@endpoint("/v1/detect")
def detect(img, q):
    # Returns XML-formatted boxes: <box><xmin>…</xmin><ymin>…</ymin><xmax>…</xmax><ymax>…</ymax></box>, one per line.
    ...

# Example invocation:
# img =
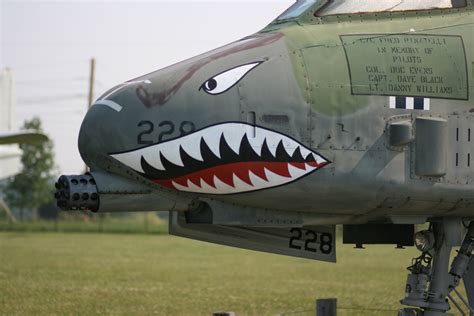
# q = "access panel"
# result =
<box><xmin>170</xmin><ymin>211</ymin><xmax>336</xmax><ymax>263</ymax></box>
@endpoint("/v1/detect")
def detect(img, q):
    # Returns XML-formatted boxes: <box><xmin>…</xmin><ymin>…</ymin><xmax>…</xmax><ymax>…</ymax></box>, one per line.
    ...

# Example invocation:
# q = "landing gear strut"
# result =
<box><xmin>399</xmin><ymin>220</ymin><xmax>474</xmax><ymax>316</ymax></box>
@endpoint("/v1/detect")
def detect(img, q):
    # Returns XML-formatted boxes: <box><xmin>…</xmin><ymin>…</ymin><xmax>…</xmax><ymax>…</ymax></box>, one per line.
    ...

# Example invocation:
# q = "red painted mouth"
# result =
<box><xmin>155</xmin><ymin>160</ymin><xmax>327</xmax><ymax>191</ymax></box>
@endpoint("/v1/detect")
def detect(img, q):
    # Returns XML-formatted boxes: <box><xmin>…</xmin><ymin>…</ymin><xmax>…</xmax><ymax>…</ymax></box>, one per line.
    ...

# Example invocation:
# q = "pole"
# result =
<box><xmin>0</xmin><ymin>198</ymin><xmax>17</xmax><ymax>223</ymax></box>
<box><xmin>316</xmin><ymin>299</ymin><xmax>337</xmax><ymax>316</ymax></box>
<box><xmin>85</xmin><ymin>58</ymin><xmax>96</xmax><ymax>175</ymax></box>
<box><xmin>87</xmin><ymin>57</ymin><xmax>96</xmax><ymax>110</ymax></box>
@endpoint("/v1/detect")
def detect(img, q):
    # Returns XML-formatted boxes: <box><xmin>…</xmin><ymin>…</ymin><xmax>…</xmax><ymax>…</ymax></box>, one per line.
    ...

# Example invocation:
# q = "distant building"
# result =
<box><xmin>0</xmin><ymin>68</ymin><xmax>15</xmax><ymax>131</ymax></box>
<box><xmin>0</xmin><ymin>68</ymin><xmax>22</xmax><ymax>181</ymax></box>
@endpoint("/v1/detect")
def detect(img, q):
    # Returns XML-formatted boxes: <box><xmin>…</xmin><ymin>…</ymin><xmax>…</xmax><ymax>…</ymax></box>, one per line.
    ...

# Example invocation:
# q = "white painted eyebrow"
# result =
<box><xmin>94</xmin><ymin>100</ymin><xmax>123</xmax><ymax>112</ymax></box>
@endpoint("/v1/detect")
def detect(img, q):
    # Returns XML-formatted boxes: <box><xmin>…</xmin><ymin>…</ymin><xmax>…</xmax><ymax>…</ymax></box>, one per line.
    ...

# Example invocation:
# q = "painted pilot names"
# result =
<box><xmin>340</xmin><ymin>34</ymin><xmax>468</xmax><ymax>100</ymax></box>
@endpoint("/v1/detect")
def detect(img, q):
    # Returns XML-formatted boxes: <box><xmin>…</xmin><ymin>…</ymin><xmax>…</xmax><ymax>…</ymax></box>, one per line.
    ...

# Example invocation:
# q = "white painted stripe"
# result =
<box><xmin>424</xmin><ymin>98</ymin><xmax>431</xmax><ymax>110</ymax></box>
<box><xmin>94</xmin><ymin>100</ymin><xmax>123</xmax><ymax>112</ymax></box>
<box><xmin>389</xmin><ymin>96</ymin><xmax>396</xmax><ymax>109</ymax></box>
<box><xmin>406</xmin><ymin>97</ymin><xmax>414</xmax><ymax>110</ymax></box>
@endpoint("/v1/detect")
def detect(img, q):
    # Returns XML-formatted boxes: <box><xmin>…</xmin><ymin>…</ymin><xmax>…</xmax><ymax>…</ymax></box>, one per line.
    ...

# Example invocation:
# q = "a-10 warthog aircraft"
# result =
<box><xmin>55</xmin><ymin>0</ymin><xmax>474</xmax><ymax>314</ymax></box>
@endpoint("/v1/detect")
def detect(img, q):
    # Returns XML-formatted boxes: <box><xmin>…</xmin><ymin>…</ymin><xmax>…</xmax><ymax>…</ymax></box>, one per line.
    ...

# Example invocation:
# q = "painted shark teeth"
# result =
<box><xmin>179</xmin><ymin>132</ymin><xmax>204</xmax><ymax>161</ymax></box>
<box><xmin>110</xmin><ymin>122</ymin><xmax>329</xmax><ymax>194</ymax></box>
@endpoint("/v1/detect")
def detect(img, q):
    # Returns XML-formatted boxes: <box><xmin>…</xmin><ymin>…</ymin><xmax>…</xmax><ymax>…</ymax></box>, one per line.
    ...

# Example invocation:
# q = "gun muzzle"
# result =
<box><xmin>55</xmin><ymin>174</ymin><xmax>99</xmax><ymax>212</ymax></box>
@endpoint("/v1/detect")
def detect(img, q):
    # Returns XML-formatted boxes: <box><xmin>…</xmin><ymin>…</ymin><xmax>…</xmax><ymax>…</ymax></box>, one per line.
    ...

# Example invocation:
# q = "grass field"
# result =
<box><xmin>0</xmin><ymin>230</ymin><xmax>438</xmax><ymax>316</ymax></box>
<box><xmin>0</xmin><ymin>213</ymin><xmax>167</xmax><ymax>235</ymax></box>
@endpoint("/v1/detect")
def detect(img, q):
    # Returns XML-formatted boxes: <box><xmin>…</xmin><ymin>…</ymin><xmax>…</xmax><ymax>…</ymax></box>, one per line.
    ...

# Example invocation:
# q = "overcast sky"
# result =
<box><xmin>1</xmin><ymin>0</ymin><xmax>294</xmax><ymax>174</ymax></box>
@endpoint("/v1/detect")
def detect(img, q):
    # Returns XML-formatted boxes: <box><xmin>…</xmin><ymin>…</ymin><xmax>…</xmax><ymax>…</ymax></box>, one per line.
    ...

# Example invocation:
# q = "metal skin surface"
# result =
<box><xmin>55</xmin><ymin>2</ymin><xmax>474</xmax><ymax>312</ymax></box>
<box><xmin>76</xmin><ymin>1</ymin><xmax>473</xmax><ymax>224</ymax></box>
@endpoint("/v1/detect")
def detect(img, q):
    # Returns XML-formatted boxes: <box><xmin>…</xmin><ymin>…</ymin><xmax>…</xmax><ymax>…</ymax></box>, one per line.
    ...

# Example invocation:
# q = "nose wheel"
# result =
<box><xmin>399</xmin><ymin>220</ymin><xmax>474</xmax><ymax>316</ymax></box>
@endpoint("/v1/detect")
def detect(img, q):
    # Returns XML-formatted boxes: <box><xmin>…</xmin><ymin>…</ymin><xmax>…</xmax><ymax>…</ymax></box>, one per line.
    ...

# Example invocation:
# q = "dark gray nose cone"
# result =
<box><xmin>78</xmin><ymin>102</ymin><xmax>138</xmax><ymax>170</ymax></box>
<box><xmin>78</xmin><ymin>106</ymin><xmax>110</xmax><ymax>170</ymax></box>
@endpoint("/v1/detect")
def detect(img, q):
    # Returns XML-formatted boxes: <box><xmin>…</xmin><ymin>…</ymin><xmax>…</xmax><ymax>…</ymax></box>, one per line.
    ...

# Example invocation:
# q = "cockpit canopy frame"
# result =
<box><xmin>271</xmin><ymin>0</ymin><xmax>470</xmax><ymax>26</ymax></box>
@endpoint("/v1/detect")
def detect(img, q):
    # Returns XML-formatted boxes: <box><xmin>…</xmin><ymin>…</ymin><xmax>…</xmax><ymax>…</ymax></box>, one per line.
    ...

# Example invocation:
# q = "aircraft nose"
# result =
<box><xmin>78</xmin><ymin>98</ymin><xmax>136</xmax><ymax>171</ymax></box>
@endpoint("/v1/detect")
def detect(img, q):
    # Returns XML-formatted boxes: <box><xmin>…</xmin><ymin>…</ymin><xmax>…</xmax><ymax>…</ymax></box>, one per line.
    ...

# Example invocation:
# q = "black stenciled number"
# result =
<box><xmin>320</xmin><ymin>233</ymin><xmax>333</xmax><ymax>254</ymax></box>
<box><xmin>304</xmin><ymin>230</ymin><xmax>318</xmax><ymax>252</ymax></box>
<box><xmin>288</xmin><ymin>228</ymin><xmax>333</xmax><ymax>255</ymax></box>
<box><xmin>289</xmin><ymin>228</ymin><xmax>302</xmax><ymax>250</ymax></box>
<box><xmin>179</xmin><ymin>121</ymin><xmax>196</xmax><ymax>136</ymax></box>
<box><xmin>137</xmin><ymin>121</ymin><xmax>154</xmax><ymax>145</ymax></box>
<box><xmin>137</xmin><ymin>120</ymin><xmax>197</xmax><ymax>144</ymax></box>
<box><xmin>158</xmin><ymin>121</ymin><xmax>175</xmax><ymax>142</ymax></box>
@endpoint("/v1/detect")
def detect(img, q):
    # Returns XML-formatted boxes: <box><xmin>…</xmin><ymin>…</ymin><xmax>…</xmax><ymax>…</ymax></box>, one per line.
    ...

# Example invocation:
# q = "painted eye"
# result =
<box><xmin>200</xmin><ymin>62</ymin><xmax>263</xmax><ymax>95</ymax></box>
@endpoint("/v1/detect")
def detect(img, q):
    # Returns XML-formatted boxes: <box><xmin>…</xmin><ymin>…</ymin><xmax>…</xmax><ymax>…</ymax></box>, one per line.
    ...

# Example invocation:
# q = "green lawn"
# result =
<box><xmin>0</xmin><ymin>214</ymin><xmax>167</xmax><ymax>235</ymax></box>
<box><xmin>0</xmin><ymin>232</ymin><xmax>457</xmax><ymax>315</ymax></box>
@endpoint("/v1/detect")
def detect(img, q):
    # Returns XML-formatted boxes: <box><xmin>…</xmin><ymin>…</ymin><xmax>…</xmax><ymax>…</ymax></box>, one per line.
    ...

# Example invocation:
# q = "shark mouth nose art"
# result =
<box><xmin>111</xmin><ymin>123</ymin><xmax>329</xmax><ymax>194</ymax></box>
